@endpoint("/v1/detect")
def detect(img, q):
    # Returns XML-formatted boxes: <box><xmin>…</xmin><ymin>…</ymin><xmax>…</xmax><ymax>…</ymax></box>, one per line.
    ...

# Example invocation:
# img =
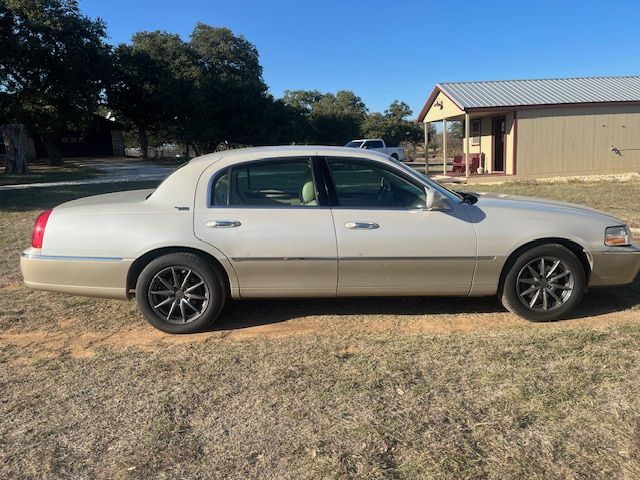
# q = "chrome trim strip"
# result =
<box><xmin>232</xmin><ymin>257</ymin><xmax>337</xmax><ymax>262</ymax></box>
<box><xmin>231</xmin><ymin>256</ymin><xmax>496</xmax><ymax>262</ymax></box>
<box><xmin>339</xmin><ymin>256</ymin><xmax>496</xmax><ymax>261</ymax></box>
<box><xmin>600</xmin><ymin>250</ymin><xmax>640</xmax><ymax>255</ymax></box>
<box><xmin>21</xmin><ymin>253</ymin><xmax>124</xmax><ymax>262</ymax></box>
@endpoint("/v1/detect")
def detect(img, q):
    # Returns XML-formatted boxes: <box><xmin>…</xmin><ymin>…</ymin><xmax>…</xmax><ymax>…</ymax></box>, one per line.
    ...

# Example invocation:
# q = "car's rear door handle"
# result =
<box><xmin>345</xmin><ymin>221</ymin><xmax>379</xmax><ymax>230</ymax></box>
<box><xmin>206</xmin><ymin>220</ymin><xmax>241</xmax><ymax>228</ymax></box>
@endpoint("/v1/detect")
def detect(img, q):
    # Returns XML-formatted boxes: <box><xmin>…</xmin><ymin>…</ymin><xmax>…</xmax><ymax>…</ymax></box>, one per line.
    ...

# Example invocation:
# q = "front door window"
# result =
<box><xmin>327</xmin><ymin>159</ymin><xmax>426</xmax><ymax>209</ymax></box>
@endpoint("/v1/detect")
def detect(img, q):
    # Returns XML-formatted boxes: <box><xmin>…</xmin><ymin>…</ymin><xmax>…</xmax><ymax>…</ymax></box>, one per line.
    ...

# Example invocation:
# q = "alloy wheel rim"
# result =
<box><xmin>516</xmin><ymin>256</ymin><xmax>574</xmax><ymax>312</ymax></box>
<box><xmin>148</xmin><ymin>266</ymin><xmax>210</xmax><ymax>324</ymax></box>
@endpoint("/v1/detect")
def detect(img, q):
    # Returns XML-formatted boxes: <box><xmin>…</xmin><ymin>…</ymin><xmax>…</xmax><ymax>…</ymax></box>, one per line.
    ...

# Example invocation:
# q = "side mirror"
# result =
<box><xmin>425</xmin><ymin>188</ymin><xmax>448</xmax><ymax>211</ymax></box>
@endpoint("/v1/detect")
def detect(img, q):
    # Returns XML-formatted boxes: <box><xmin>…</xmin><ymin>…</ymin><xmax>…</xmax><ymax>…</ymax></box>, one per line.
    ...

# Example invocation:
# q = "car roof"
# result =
<box><xmin>187</xmin><ymin>145</ymin><xmax>391</xmax><ymax>165</ymax></box>
<box><xmin>150</xmin><ymin>146</ymin><xmax>397</xmax><ymax>206</ymax></box>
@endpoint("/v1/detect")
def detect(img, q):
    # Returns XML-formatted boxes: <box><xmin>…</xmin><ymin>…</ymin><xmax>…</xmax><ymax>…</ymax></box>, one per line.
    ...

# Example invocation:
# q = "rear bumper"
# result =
<box><xmin>589</xmin><ymin>245</ymin><xmax>640</xmax><ymax>287</ymax></box>
<box><xmin>20</xmin><ymin>248</ymin><xmax>132</xmax><ymax>299</ymax></box>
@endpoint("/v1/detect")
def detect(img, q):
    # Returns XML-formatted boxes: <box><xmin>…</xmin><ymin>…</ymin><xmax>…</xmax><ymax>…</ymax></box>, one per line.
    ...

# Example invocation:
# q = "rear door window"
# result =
<box><xmin>211</xmin><ymin>158</ymin><xmax>317</xmax><ymax>207</ymax></box>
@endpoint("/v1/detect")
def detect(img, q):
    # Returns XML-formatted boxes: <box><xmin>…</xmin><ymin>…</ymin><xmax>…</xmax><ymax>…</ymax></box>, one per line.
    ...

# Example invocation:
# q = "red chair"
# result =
<box><xmin>451</xmin><ymin>155</ymin><xmax>465</xmax><ymax>173</ymax></box>
<box><xmin>452</xmin><ymin>153</ymin><xmax>484</xmax><ymax>174</ymax></box>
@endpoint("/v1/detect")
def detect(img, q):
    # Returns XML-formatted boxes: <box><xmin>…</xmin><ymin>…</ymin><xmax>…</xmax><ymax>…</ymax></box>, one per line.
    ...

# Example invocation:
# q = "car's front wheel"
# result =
<box><xmin>501</xmin><ymin>244</ymin><xmax>586</xmax><ymax>322</ymax></box>
<box><xmin>136</xmin><ymin>253</ymin><xmax>226</xmax><ymax>333</ymax></box>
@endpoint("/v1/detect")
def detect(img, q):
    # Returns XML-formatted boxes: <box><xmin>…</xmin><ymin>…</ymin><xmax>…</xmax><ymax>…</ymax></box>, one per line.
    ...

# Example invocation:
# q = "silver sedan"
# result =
<box><xmin>21</xmin><ymin>146</ymin><xmax>640</xmax><ymax>333</ymax></box>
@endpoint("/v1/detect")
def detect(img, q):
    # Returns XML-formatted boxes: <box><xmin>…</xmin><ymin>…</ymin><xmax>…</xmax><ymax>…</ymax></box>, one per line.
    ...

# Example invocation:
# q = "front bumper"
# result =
<box><xmin>589</xmin><ymin>244</ymin><xmax>640</xmax><ymax>287</ymax></box>
<box><xmin>20</xmin><ymin>248</ymin><xmax>132</xmax><ymax>299</ymax></box>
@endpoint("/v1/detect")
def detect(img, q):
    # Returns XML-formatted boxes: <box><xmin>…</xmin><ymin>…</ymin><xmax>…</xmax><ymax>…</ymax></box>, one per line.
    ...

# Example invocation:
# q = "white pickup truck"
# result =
<box><xmin>344</xmin><ymin>138</ymin><xmax>405</xmax><ymax>161</ymax></box>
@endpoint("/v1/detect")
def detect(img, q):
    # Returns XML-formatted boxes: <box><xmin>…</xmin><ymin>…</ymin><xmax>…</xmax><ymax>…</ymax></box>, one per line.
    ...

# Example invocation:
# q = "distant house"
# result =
<box><xmin>0</xmin><ymin>115</ymin><xmax>125</xmax><ymax>161</ymax></box>
<box><xmin>417</xmin><ymin>76</ymin><xmax>640</xmax><ymax>178</ymax></box>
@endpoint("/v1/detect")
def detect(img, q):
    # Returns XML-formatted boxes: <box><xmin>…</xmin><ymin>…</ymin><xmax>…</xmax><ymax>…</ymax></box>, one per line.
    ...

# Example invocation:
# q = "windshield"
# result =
<box><xmin>344</xmin><ymin>141</ymin><xmax>364</xmax><ymax>148</ymax></box>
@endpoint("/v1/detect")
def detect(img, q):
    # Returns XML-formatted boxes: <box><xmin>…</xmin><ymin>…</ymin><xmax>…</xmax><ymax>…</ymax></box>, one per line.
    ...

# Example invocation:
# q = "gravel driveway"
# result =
<box><xmin>0</xmin><ymin>158</ymin><xmax>176</xmax><ymax>191</ymax></box>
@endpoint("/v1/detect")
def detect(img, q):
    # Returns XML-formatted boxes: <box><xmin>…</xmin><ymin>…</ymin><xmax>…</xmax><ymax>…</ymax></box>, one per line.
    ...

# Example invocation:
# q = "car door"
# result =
<box><xmin>323</xmin><ymin>157</ymin><xmax>477</xmax><ymax>296</ymax></box>
<box><xmin>194</xmin><ymin>156</ymin><xmax>337</xmax><ymax>298</ymax></box>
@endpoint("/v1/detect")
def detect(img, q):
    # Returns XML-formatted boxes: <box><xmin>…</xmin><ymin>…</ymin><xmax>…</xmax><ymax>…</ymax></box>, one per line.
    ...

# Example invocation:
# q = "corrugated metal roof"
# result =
<box><xmin>439</xmin><ymin>76</ymin><xmax>640</xmax><ymax>109</ymax></box>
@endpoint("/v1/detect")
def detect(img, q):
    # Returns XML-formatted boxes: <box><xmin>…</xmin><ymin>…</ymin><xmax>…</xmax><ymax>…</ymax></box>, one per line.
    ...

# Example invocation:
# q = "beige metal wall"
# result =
<box><xmin>516</xmin><ymin>104</ymin><xmax>640</xmax><ymax>177</ymax></box>
<box><xmin>423</xmin><ymin>91</ymin><xmax>464</xmax><ymax>122</ymax></box>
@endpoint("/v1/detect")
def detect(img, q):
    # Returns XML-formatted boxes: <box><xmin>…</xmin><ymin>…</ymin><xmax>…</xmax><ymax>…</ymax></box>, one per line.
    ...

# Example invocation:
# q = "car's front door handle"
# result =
<box><xmin>206</xmin><ymin>220</ymin><xmax>241</xmax><ymax>228</ymax></box>
<box><xmin>345</xmin><ymin>221</ymin><xmax>379</xmax><ymax>230</ymax></box>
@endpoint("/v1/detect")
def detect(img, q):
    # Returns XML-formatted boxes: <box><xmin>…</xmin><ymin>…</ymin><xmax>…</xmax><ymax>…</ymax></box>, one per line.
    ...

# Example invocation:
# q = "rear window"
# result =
<box><xmin>363</xmin><ymin>140</ymin><xmax>384</xmax><ymax>149</ymax></box>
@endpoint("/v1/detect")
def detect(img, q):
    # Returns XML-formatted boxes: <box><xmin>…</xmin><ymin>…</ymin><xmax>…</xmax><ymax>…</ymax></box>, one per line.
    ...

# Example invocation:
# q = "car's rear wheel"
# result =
<box><xmin>390</xmin><ymin>153</ymin><xmax>399</xmax><ymax>161</ymax></box>
<box><xmin>135</xmin><ymin>253</ymin><xmax>226</xmax><ymax>333</ymax></box>
<box><xmin>501</xmin><ymin>244</ymin><xmax>586</xmax><ymax>322</ymax></box>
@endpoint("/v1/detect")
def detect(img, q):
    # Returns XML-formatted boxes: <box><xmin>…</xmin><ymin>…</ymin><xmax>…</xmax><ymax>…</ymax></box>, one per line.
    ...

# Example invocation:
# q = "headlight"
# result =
<box><xmin>605</xmin><ymin>225</ymin><xmax>632</xmax><ymax>246</ymax></box>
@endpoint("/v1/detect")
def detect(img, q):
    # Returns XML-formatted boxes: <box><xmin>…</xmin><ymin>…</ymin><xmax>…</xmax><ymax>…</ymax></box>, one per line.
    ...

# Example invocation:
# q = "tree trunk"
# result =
<box><xmin>189</xmin><ymin>142</ymin><xmax>202</xmax><ymax>157</ymax></box>
<box><xmin>44</xmin><ymin>137</ymin><xmax>63</xmax><ymax>166</ymax></box>
<box><xmin>138</xmin><ymin>129</ymin><xmax>148</xmax><ymax>160</ymax></box>
<box><xmin>1</xmin><ymin>124</ymin><xmax>29</xmax><ymax>174</ymax></box>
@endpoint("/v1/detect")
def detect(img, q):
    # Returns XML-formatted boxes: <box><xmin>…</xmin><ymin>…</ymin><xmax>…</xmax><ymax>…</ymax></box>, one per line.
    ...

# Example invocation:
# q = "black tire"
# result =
<box><xmin>501</xmin><ymin>244</ymin><xmax>586</xmax><ymax>322</ymax></box>
<box><xmin>135</xmin><ymin>253</ymin><xmax>226</xmax><ymax>333</ymax></box>
<box><xmin>390</xmin><ymin>153</ymin><xmax>399</xmax><ymax>161</ymax></box>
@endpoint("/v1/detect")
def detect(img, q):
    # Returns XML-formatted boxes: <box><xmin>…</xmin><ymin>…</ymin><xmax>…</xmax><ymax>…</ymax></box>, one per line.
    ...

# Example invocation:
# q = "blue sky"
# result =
<box><xmin>80</xmin><ymin>0</ymin><xmax>640</xmax><ymax>115</ymax></box>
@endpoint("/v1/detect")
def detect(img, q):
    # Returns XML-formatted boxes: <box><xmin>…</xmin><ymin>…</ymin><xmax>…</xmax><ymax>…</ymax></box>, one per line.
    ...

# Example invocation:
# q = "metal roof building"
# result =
<box><xmin>417</xmin><ymin>76</ymin><xmax>640</xmax><ymax>179</ymax></box>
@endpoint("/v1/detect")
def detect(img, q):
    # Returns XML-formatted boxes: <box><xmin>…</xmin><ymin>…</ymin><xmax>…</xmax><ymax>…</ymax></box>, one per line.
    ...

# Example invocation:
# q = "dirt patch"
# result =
<box><xmin>3</xmin><ymin>306</ymin><xmax>639</xmax><ymax>360</ymax></box>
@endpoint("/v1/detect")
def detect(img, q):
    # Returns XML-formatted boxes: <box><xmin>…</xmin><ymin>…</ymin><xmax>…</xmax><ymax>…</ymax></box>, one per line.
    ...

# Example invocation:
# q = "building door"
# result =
<box><xmin>492</xmin><ymin>117</ymin><xmax>506</xmax><ymax>172</ymax></box>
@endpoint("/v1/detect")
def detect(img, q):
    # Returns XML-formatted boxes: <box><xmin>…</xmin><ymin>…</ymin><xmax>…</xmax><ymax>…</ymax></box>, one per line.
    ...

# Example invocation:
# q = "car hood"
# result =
<box><xmin>470</xmin><ymin>192</ymin><xmax>621</xmax><ymax>223</ymax></box>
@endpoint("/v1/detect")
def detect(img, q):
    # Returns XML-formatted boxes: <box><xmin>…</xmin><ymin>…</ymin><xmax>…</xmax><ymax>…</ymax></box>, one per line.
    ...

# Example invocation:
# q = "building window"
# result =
<box><xmin>471</xmin><ymin>119</ymin><xmax>481</xmax><ymax>146</ymax></box>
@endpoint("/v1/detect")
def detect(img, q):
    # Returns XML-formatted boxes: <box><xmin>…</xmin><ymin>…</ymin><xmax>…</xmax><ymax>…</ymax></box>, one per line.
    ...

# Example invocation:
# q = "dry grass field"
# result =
<box><xmin>1</xmin><ymin>176</ymin><xmax>639</xmax><ymax>479</ymax></box>
<box><xmin>459</xmin><ymin>177</ymin><xmax>640</xmax><ymax>229</ymax></box>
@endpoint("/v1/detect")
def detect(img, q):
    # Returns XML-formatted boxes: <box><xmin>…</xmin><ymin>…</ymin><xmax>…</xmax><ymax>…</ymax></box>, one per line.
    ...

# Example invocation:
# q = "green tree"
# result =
<box><xmin>448</xmin><ymin>121</ymin><xmax>464</xmax><ymax>154</ymax></box>
<box><xmin>130</xmin><ymin>31</ymin><xmax>202</xmax><ymax>154</ymax></box>
<box><xmin>188</xmin><ymin>24</ymin><xmax>268</xmax><ymax>153</ymax></box>
<box><xmin>282</xmin><ymin>89</ymin><xmax>367</xmax><ymax>144</ymax></box>
<box><xmin>362</xmin><ymin>100</ymin><xmax>422</xmax><ymax>146</ymax></box>
<box><xmin>248</xmin><ymin>95</ymin><xmax>313</xmax><ymax>145</ymax></box>
<box><xmin>108</xmin><ymin>44</ymin><xmax>179</xmax><ymax>159</ymax></box>
<box><xmin>0</xmin><ymin>0</ymin><xmax>110</xmax><ymax>167</ymax></box>
<box><xmin>110</xmin><ymin>25</ymin><xmax>269</xmax><ymax>156</ymax></box>
<box><xmin>426</xmin><ymin>122</ymin><xmax>437</xmax><ymax>148</ymax></box>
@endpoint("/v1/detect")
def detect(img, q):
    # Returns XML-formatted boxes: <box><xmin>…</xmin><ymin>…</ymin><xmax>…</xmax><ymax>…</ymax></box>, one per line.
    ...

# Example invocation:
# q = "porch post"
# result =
<box><xmin>464</xmin><ymin>113</ymin><xmax>470</xmax><ymax>180</ymax></box>
<box><xmin>442</xmin><ymin>118</ymin><xmax>447</xmax><ymax>175</ymax></box>
<box><xmin>423</xmin><ymin>122</ymin><xmax>428</xmax><ymax>172</ymax></box>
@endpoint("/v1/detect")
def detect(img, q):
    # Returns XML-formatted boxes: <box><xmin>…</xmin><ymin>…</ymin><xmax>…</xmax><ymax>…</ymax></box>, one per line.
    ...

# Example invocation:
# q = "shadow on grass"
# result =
<box><xmin>0</xmin><ymin>181</ymin><xmax>161</xmax><ymax>212</ymax></box>
<box><xmin>0</xmin><ymin>162</ymin><xmax>106</xmax><ymax>187</ymax></box>
<box><xmin>212</xmin><ymin>277</ymin><xmax>640</xmax><ymax>331</ymax></box>
<box><xmin>571</xmin><ymin>276</ymin><xmax>640</xmax><ymax>318</ymax></box>
<box><xmin>212</xmin><ymin>296</ymin><xmax>502</xmax><ymax>331</ymax></box>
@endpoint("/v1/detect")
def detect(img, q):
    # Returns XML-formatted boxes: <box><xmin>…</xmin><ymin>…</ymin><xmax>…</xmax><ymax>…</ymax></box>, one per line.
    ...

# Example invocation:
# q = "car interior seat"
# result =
<box><xmin>300</xmin><ymin>181</ymin><xmax>317</xmax><ymax>206</ymax></box>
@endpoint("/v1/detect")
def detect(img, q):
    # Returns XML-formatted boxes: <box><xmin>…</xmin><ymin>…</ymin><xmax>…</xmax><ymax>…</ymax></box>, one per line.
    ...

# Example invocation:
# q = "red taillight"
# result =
<box><xmin>32</xmin><ymin>209</ymin><xmax>53</xmax><ymax>249</ymax></box>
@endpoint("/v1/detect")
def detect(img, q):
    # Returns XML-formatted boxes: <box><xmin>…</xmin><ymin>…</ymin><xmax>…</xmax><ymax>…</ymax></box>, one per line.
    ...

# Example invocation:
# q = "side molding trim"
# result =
<box><xmin>231</xmin><ymin>256</ymin><xmax>496</xmax><ymax>262</ymax></box>
<box><xmin>21</xmin><ymin>253</ymin><xmax>124</xmax><ymax>262</ymax></box>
